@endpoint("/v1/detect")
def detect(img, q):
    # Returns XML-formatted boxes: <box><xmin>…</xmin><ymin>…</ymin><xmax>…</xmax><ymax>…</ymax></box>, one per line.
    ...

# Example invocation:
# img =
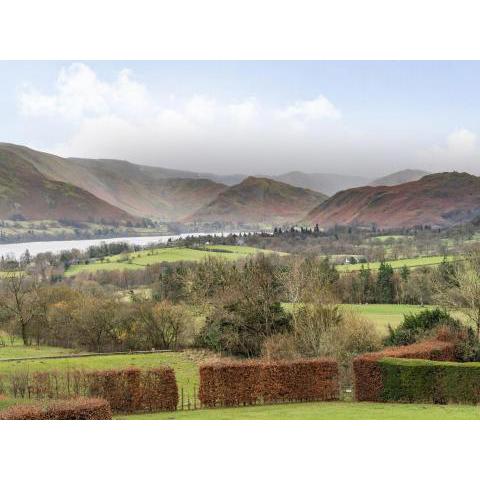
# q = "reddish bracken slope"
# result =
<box><xmin>305</xmin><ymin>172</ymin><xmax>480</xmax><ymax>228</ymax></box>
<box><xmin>189</xmin><ymin>176</ymin><xmax>328</xmax><ymax>225</ymax></box>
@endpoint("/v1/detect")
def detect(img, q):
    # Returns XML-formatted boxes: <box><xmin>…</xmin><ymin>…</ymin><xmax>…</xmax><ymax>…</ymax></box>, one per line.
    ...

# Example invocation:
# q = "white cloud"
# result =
<box><xmin>277</xmin><ymin>95</ymin><xmax>341</xmax><ymax>122</ymax></box>
<box><xmin>445</xmin><ymin>128</ymin><xmax>477</xmax><ymax>155</ymax></box>
<box><xmin>18</xmin><ymin>63</ymin><xmax>353</xmax><ymax>173</ymax></box>
<box><xmin>422</xmin><ymin>128</ymin><xmax>477</xmax><ymax>159</ymax></box>
<box><xmin>20</xmin><ymin>63</ymin><xmax>150</xmax><ymax>119</ymax></box>
<box><xmin>418</xmin><ymin>128</ymin><xmax>480</xmax><ymax>173</ymax></box>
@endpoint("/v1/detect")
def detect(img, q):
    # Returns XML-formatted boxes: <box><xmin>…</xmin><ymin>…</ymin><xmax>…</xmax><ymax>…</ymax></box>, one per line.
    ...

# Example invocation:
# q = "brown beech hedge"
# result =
<box><xmin>0</xmin><ymin>397</ymin><xmax>112</xmax><ymax>420</ymax></box>
<box><xmin>87</xmin><ymin>367</ymin><xmax>178</xmax><ymax>413</ymax></box>
<box><xmin>199</xmin><ymin>358</ymin><xmax>339</xmax><ymax>407</ymax></box>
<box><xmin>2</xmin><ymin>367</ymin><xmax>178</xmax><ymax>414</ymax></box>
<box><xmin>353</xmin><ymin>340</ymin><xmax>455</xmax><ymax>402</ymax></box>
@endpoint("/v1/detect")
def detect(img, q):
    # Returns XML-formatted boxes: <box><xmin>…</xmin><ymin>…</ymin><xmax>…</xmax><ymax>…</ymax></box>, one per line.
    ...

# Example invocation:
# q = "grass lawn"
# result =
<box><xmin>0</xmin><ymin>351</ymin><xmax>199</xmax><ymax>400</ymax></box>
<box><xmin>65</xmin><ymin>245</ymin><xmax>283</xmax><ymax>276</ymax></box>
<box><xmin>337</xmin><ymin>255</ymin><xmax>456</xmax><ymax>272</ymax></box>
<box><xmin>117</xmin><ymin>400</ymin><xmax>480</xmax><ymax>420</ymax></box>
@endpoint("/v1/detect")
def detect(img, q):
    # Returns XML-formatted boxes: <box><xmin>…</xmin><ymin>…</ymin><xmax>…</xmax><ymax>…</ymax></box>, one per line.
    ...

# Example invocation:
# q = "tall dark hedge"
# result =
<box><xmin>379</xmin><ymin>358</ymin><xmax>480</xmax><ymax>404</ymax></box>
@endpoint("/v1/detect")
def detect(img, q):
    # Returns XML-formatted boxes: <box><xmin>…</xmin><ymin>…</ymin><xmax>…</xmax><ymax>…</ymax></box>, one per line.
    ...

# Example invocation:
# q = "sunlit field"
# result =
<box><xmin>64</xmin><ymin>245</ymin><xmax>285</xmax><ymax>276</ymax></box>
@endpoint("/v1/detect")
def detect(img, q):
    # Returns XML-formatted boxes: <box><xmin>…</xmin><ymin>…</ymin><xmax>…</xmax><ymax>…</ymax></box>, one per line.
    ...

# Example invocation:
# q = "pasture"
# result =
<box><xmin>284</xmin><ymin>303</ymin><xmax>428</xmax><ymax>334</ymax></box>
<box><xmin>337</xmin><ymin>255</ymin><xmax>456</xmax><ymax>272</ymax></box>
<box><xmin>0</xmin><ymin>350</ymin><xmax>200</xmax><ymax>399</ymax></box>
<box><xmin>118</xmin><ymin>401</ymin><xmax>480</xmax><ymax>420</ymax></box>
<box><xmin>344</xmin><ymin>303</ymin><xmax>429</xmax><ymax>333</ymax></box>
<box><xmin>65</xmin><ymin>245</ymin><xmax>283</xmax><ymax>276</ymax></box>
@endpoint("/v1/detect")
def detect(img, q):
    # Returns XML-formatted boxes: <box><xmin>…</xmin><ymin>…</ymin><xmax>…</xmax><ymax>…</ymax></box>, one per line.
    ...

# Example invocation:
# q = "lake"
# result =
<box><xmin>0</xmin><ymin>232</ymin><xmax>228</xmax><ymax>259</ymax></box>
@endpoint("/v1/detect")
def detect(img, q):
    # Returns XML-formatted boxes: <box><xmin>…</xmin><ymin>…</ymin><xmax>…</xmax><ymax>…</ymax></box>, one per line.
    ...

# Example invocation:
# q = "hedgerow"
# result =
<box><xmin>0</xmin><ymin>397</ymin><xmax>112</xmax><ymax>420</ymax></box>
<box><xmin>379</xmin><ymin>358</ymin><xmax>480</xmax><ymax>404</ymax></box>
<box><xmin>1</xmin><ymin>367</ymin><xmax>178</xmax><ymax>413</ymax></box>
<box><xmin>199</xmin><ymin>358</ymin><xmax>339</xmax><ymax>408</ymax></box>
<box><xmin>88</xmin><ymin>367</ymin><xmax>178</xmax><ymax>413</ymax></box>
<box><xmin>353</xmin><ymin>340</ymin><xmax>456</xmax><ymax>401</ymax></box>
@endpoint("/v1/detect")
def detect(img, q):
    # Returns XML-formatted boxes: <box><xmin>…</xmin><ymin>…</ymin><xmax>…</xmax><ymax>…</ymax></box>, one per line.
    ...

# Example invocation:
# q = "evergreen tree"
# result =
<box><xmin>376</xmin><ymin>261</ymin><xmax>395</xmax><ymax>303</ymax></box>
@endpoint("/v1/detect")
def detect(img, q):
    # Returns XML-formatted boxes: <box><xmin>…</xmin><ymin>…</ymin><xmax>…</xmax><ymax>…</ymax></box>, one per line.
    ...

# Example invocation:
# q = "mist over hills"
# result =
<box><xmin>271</xmin><ymin>171</ymin><xmax>370</xmax><ymax>196</ymax></box>
<box><xmin>2</xmin><ymin>143</ymin><xmax>478</xmax><ymax>231</ymax></box>
<box><xmin>370</xmin><ymin>169</ymin><xmax>430</xmax><ymax>187</ymax></box>
<box><xmin>0</xmin><ymin>145</ymin><xmax>135</xmax><ymax>223</ymax></box>
<box><xmin>189</xmin><ymin>176</ymin><xmax>328</xmax><ymax>225</ymax></box>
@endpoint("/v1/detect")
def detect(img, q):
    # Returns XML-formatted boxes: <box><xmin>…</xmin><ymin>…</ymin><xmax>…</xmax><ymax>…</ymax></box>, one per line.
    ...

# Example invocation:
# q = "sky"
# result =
<box><xmin>1</xmin><ymin>60</ymin><xmax>480</xmax><ymax>177</ymax></box>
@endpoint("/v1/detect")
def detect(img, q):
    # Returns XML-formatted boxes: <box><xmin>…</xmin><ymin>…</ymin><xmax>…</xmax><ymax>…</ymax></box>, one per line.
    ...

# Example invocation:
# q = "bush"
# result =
<box><xmin>198</xmin><ymin>301</ymin><xmax>291</xmax><ymax>357</ymax></box>
<box><xmin>379</xmin><ymin>358</ymin><xmax>480</xmax><ymax>404</ymax></box>
<box><xmin>353</xmin><ymin>340</ymin><xmax>456</xmax><ymax>402</ymax></box>
<box><xmin>0</xmin><ymin>397</ymin><xmax>112</xmax><ymax>420</ymax></box>
<box><xmin>199</xmin><ymin>358</ymin><xmax>339</xmax><ymax>408</ymax></box>
<box><xmin>385</xmin><ymin>308</ymin><xmax>461</xmax><ymax>346</ymax></box>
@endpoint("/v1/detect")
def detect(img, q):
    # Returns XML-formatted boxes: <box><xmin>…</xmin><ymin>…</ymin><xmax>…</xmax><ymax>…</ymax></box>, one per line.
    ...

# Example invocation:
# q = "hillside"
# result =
<box><xmin>305</xmin><ymin>172</ymin><xmax>480</xmax><ymax>228</ymax></box>
<box><xmin>0</xmin><ymin>144</ymin><xmax>227</xmax><ymax>221</ymax></box>
<box><xmin>273</xmin><ymin>171</ymin><xmax>369</xmax><ymax>195</ymax></box>
<box><xmin>370</xmin><ymin>169</ymin><xmax>430</xmax><ymax>186</ymax></box>
<box><xmin>189</xmin><ymin>176</ymin><xmax>328</xmax><ymax>225</ymax></box>
<box><xmin>0</xmin><ymin>146</ymin><xmax>134</xmax><ymax>223</ymax></box>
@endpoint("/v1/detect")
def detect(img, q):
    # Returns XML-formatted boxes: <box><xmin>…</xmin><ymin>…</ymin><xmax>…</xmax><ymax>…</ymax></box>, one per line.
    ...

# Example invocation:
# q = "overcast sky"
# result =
<box><xmin>1</xmin><ymin>61</ymin><xmax>480</xmax><ymax>177</ymax></box>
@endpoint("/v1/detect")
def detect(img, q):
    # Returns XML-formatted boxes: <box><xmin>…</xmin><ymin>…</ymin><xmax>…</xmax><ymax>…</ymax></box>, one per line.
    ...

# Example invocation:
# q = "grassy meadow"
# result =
<box><xmin>65</xmin><ymin>245</ymin><xmax>284</xmax><ymax>276</ymax></box>
<box><xmin>118</xmin><ymin>400</ymin><xmax>480</xmax><ymax>420</ymax></box>
<box><xmin>0</xmin><ymin>350</ymin><xmax>200</xmax><ymax>399</ymax></box>
<box><xmin>344</xmin><ymin>303</ymin><xmax>429</xmax><ymax>333</ymax></box>
<box><xmin>336</xmin><ymin>255</ymin><xmax>456</xmax><ymax>272</ymax></box>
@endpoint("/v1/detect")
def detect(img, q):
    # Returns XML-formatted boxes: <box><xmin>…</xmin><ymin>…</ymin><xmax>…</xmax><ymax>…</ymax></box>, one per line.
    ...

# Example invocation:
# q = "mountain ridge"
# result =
<box><xmin>189</xmin><ymin>176</ymin><xmax>328</xmax><ymax>225</ymax></box>
<box><xmin>305</xmin><ymin>172</ymin><xmax>480</xmax><ymax>228</ymax></box>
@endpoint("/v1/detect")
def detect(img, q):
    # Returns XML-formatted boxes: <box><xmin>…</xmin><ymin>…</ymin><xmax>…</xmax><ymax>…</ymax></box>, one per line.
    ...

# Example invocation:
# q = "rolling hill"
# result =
<box><xmin>273</xmin><ymin>171</ymin><xmax>370</xmax><ymax>195</ymax></box>
<box><xmin>305</xmin><ymin>172</ymin><xmax>480</xmax><ymax>228</ymax></box>
<box><xmin>0</xmin><ymin>144</ymin><xmax>227</xmax><ymax>221</ymax></box>
<box><xmin>0</xmin><ymin>146</ymin><xmax>135</xmax><ymax>223</ymax></box>
<box><xmin>189</xmin><ymin>176</ymin><xmax>328</xmax><ymax>225</ymax></box>
<box><xmin>370</xmin><ymin>169</ymin><xmax>430</xmax><ymax>186</ymax></box>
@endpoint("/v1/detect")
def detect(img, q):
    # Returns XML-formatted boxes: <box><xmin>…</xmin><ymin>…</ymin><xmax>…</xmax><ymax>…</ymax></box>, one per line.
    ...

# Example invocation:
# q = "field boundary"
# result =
<box><xmin>0</xmin><ymin>348</ymin><xmax>178</xmax><ymax>363</ymax></box>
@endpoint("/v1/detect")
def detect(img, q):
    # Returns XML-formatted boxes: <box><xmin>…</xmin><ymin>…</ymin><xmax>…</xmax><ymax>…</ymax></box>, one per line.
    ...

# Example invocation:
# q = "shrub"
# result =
<box><xmin>379</xmin><ymin>358</ymin><xmax>480</xmax><ymax>405</ymax></box>
<box><xmin>0</xmin><ymin>397</ymin><xmax>112</xmax><ymax>420</ymax></box>
<box><xmin>199</xmin><ymin>358</ymin><xmax>339</xmax><ymax>408</ymax></box>
<box><xmin>353</xmin><ymin>340</ymin><xmax>456</xmax><ymax>402</ymax></box>
<box><xmin>385</xmin><ymin>308</ymin><xmax>462</xmax><ymax>346</ymax></box>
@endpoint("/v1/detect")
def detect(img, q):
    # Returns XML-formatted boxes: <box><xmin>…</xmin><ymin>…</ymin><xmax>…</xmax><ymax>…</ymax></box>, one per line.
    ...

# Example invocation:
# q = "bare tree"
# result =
<box><xmin>0</xmin><ymin>272</ymin><xmax>39</xmax><ymax>345</ymax></box>
<box><xmin>434</xmin><ymin>248</ymin><xmax>480</xmax><ymax>338</ymax></box>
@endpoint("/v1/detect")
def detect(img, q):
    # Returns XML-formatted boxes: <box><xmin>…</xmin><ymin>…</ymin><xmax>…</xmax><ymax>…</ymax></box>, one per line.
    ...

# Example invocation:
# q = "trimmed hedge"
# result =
<box><xmin>199</xmin><ymin>358</ymin><xmax>339</xmax><ymax>408</ymax></box>
<box><xmin>353</xmin><ymin>340</ymin><xmax>456</xmax><ymax>402</ymax></box>
<box><xmin>87</xmin><ymin>367</ymin><xmax>178</xmax><ymax>413</ymax></box>
<box><xmin>380</xmin><ymin>358</ymin><xmax>480</xmax><ymax>404</ymax></box>
<box><xmin>0</xmin><ymin>397</ymin><xmax>112</xmax><ymax>420</ymax></box>
<box><xmin>1</xmin><ymin>367</ymin><xmax>178</xmax><ymax>413</ymax></box>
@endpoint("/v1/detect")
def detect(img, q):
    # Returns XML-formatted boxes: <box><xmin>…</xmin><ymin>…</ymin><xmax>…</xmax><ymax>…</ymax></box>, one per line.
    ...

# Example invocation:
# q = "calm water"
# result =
<box><xmin>0</xmin><ymin>232</ymin><xmax>226</xmax><ymax>259</ymax></box>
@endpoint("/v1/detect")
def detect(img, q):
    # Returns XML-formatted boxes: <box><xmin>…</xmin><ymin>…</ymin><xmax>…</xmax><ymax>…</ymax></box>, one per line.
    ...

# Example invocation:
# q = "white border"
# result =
<box><xmin>1</xmin><ymin>0</ymin><xmax>480</xmax><ymax>60</ymax></box>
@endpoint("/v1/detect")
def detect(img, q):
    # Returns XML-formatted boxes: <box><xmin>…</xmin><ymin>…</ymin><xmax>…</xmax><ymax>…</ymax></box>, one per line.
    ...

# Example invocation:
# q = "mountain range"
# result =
<box><xmin>1</xmin><ymin>143</ymin><xmax>479</xmax><ymax>230</ymax></box>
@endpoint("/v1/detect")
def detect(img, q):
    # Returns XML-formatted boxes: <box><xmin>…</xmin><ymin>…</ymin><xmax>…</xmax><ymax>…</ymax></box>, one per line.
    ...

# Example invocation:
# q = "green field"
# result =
<box><xmin>65</xmin><ymin>245</ymin><xmax>283</xmax><ymax>276</ymax></box>
<box><xmin>344</xmin><ymin>303</ymin><xmax>429</xmax><ymax>333</ymax></box>
<box><xmin>0</xmin><ymin>351</ymin><xmax>199</xmax><ymax>399</ymax></box>
<box><xmin>0</xmin><ymin>340</ymin><xmax>77</xmax><ymax>359</ymax></box>
<box><xmin>118</xmin><ymin>401</ymin><xmax>480</xmax><ymax>420</ymax></box>
<box><xmin>284</xmin><ymin>303</ymin><xmax>428</xmax><ymax>334</ymax></box>
<box><xmin>337</xmin><ymin>255</ymin><xmax>456</xmax><ymax>272</ymax></box>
